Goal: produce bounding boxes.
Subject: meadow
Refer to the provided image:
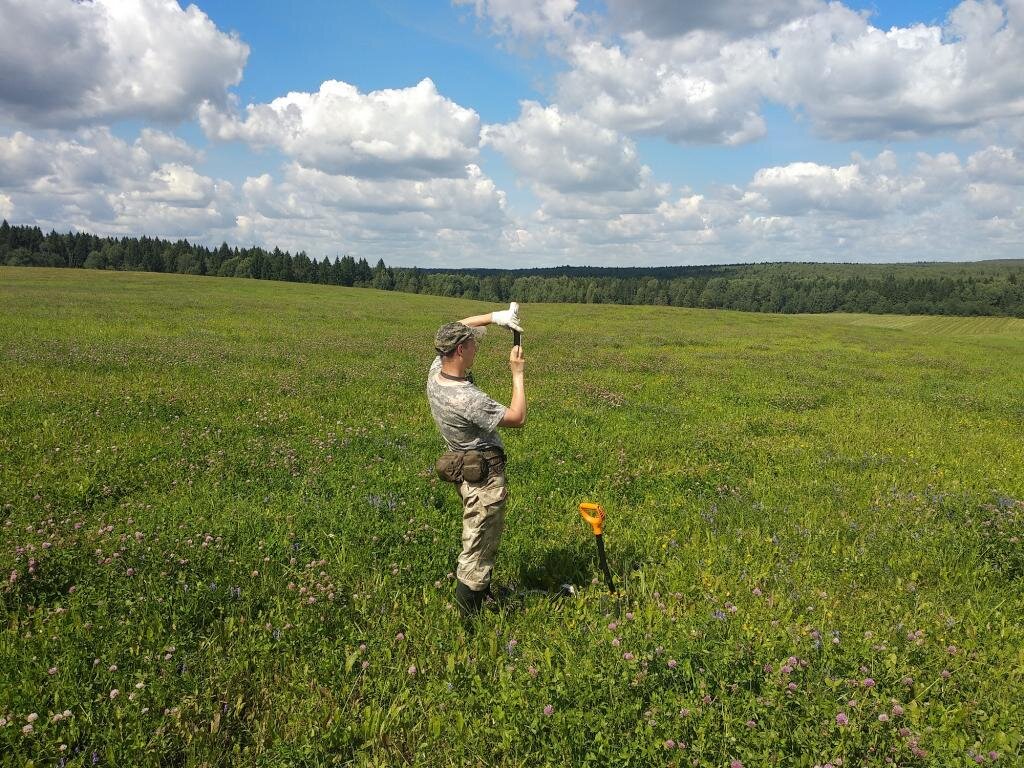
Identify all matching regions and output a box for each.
[1,267,1022,767]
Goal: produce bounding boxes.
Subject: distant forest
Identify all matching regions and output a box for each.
[3,221,1023,317]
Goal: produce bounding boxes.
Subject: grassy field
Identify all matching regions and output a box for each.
[1,267,1022,767]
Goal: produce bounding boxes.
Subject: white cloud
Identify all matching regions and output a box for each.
[734,148,1023,221]
[494,186,713,265]
[139,164,218,207]
[246,162,505,222]
[0,0,248,127]
[231,161,511,265]
[524,169,669,221]
[719,148,1024,260]
[0,131,54,185]
[461,0,776,144]
[606,0,823,38]
[0,129,235,238]
[656,195,709,230]
[266,145,1016,264]
[453,0,581,42]
[966,182,1022,217]
[468,0,1024,145]
[966,146,1024,184]
[742,160,903,218]
[201,79,481,179]
[497,204,714,266]
[0,130,148,192]
[482,102,686,223]
[5,126,1021,267]
[494,146,1024,265]
[911,151,964,188]
[482,102,647,192]
[136,129,202,164]
[555,38,767,144]
[768,2,1024,140]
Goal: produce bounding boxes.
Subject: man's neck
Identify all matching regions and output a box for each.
[440,358,469,380]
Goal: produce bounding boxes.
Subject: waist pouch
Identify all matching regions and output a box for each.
[435,449,505,483]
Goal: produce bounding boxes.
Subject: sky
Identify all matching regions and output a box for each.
[1,0,1023,268]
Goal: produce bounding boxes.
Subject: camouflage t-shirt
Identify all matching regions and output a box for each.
[426,356,506,452]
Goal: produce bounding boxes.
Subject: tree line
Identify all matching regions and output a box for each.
[3,221,1022,317]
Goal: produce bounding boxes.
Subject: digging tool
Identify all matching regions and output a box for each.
[579,502,616,593]
[505,300,522,348]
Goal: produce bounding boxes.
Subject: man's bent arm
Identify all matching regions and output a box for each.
[499,374,526,427]
[461,303,521,332]
[498,346,526,427]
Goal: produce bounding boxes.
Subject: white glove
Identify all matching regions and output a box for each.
[491,302,522,332]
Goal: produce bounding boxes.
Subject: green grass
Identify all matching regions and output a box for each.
[2,267,1022,767]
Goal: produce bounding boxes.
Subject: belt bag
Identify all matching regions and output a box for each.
[435,449,504,484]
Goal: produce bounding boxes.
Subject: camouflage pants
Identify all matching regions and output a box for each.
[456,470,507,591]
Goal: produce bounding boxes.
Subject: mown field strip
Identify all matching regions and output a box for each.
[837,313,1024,335]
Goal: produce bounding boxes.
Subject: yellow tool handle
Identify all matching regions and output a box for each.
[579,502,605,535]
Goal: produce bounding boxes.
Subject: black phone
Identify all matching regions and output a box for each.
[513,330,522,348]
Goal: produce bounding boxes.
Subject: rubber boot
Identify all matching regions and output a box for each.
[455,580,485,617]
[482,583,515,609]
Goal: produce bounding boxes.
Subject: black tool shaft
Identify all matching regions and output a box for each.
[595,534,616,593]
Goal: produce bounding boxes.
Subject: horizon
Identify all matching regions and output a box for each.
[1,1,1023,268]
[6,218,1024,272]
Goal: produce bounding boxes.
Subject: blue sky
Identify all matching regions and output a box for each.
[1,0,1022,267]
[199,1,543,116]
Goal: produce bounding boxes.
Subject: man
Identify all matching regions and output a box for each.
[426,303,526,617]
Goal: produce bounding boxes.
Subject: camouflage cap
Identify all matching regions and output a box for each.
[434,322,486,355]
